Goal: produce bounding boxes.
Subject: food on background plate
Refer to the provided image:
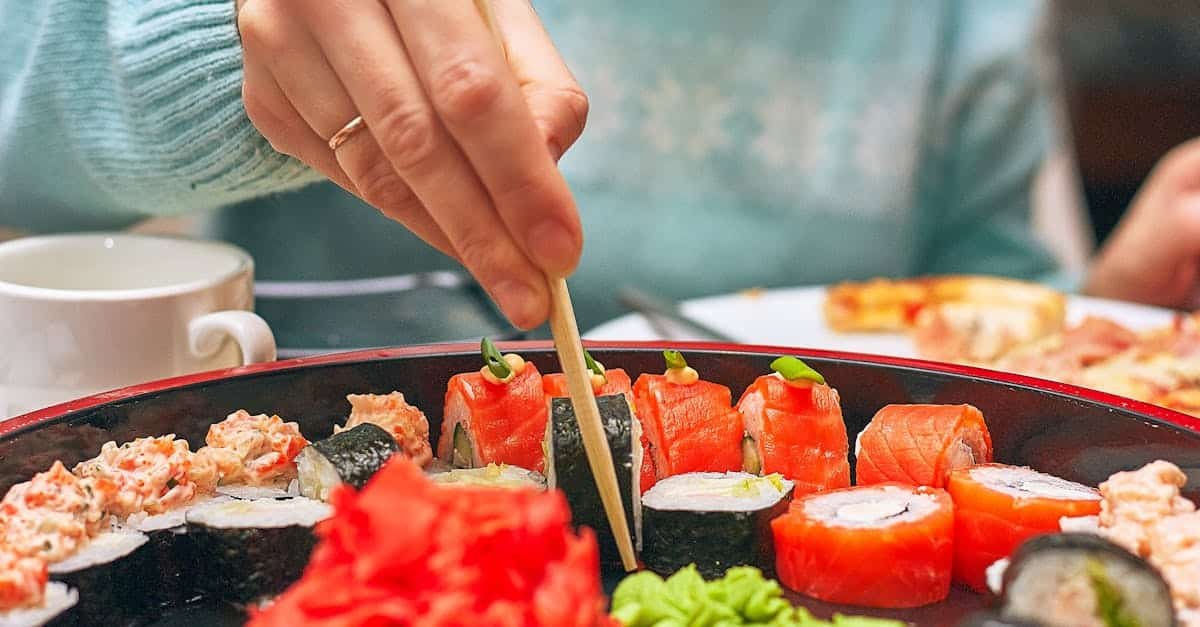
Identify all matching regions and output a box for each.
[437,339,549,472]
[998,533,1175,627]
[639,472,793,578]
[947,464,1102,592]
[296,423,399,501]
[855,403,993,488]
[339,392,433,467]
[824,275,1067,362]
[248,458,610,627]
[736,357,850,494]
[546,394,643,564]
[772,483,955,608]
[609,565,903,627]
[633,351,744,480]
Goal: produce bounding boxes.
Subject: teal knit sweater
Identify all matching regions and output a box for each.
[1,0,1062,331]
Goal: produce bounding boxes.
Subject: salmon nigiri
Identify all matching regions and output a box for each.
[633,351,743,480]
[772,483,955,608]
[736,357,850,495]
[855,404,992,488]
[438,339,548,473]
[948,463,1101,592]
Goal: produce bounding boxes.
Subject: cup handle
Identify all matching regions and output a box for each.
[188,310,277,365]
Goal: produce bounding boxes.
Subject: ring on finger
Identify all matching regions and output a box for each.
[328,115,367,151]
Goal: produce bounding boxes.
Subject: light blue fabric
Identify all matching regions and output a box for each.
[0,0,1060,331]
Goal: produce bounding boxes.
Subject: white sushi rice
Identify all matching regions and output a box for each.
[49,529,148,575]
[0,583,78,627]
[186,496,331,529]
[296,446,342,502]
[631,415,644,551]
[642,472,793,512]
[216,482,299,500]
[1059,515,1101,534]
[966,466,1100,501]
[802,484,940,528]
[123,495,231,533]
[986,558,1011,595]
[428,464,546,489]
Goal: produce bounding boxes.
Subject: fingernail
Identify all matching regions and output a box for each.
[493,279,543,330]
[527,220,579,275]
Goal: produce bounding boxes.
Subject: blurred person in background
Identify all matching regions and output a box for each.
[0,0,1192,337]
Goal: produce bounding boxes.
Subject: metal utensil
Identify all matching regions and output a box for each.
[617,286,740,342]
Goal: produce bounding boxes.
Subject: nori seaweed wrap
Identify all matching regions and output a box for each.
[47,528,150,625]
[296,423,398,501]
[545,394,640,565]
[640,472,793,579]
[185,497,332,605]
[1000,533,1175,627]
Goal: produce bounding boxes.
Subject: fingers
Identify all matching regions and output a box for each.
[494,0,589,160]
[387,0,583,277]
[311,0,551,328]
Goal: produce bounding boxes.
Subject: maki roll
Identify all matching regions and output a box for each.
[438,339,548,472]
[1000,533,1175,627]
[545,394,642,563]
[735,357,850,495]
[772,483,954,608]
[427,463,547,490]
[633,351,744,480]
[0,549,77,627]
[948,464,1101,592]
[855,404,992,488]
[186,496,332,604]
[296,423,399,501]
[640,472,793,578]
[47,528,150,625]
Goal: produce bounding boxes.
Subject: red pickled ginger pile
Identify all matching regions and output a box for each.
[250,458,611,627]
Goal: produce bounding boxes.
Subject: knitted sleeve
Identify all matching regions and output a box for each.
[0,0,324,232]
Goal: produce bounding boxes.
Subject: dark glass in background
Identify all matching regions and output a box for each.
[1049,1,1200,244]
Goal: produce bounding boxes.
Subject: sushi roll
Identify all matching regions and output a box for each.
[340,392,433,467]
[633,351,744,480]
[640,471,793,578]
[0,549,77,627]
[296,423,399,501]
[771,483,954,608]
[948,464,1101,592]
[437,339,548,472]
[427,463,547,489]
[47,528,150,624]
[1000,533,1175,627]
[198,410,309,492]
[735,356,850,495]
[855,404,992,488]
[545,394,642,563]
[186,496,332,604]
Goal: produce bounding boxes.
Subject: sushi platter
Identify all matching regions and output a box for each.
[2,341,1200,626]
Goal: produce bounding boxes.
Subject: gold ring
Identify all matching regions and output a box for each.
[328,115,366,151]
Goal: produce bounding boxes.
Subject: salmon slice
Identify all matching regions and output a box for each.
[855,404,992,488]
[948,463,1101,592]
[543,368,633,403]
[772,483,955,608]
[638,436,657,494]
[632,374,743,478]
[737,375,850,495]
[438,363,548,473]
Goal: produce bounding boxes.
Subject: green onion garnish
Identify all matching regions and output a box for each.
[663,350,688,371]
[770,356,826,385]
[481,337,512,380]
[584,350,606,381]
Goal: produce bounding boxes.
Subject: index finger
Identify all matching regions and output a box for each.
[387,0,583,278]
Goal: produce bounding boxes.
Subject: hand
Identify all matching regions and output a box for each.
[1084,137,1200,309]
[236,0,588,329]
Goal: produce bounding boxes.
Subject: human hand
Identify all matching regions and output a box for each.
[1084,137,1200,310]
[236,0,587,329]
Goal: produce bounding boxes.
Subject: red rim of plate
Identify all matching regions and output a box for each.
[5,340,1200,437]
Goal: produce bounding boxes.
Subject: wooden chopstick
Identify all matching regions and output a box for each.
[471,0,639,572]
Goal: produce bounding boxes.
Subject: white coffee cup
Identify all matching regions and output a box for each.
[0,233,276,418]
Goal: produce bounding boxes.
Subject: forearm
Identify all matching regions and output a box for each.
[0,0,322,231]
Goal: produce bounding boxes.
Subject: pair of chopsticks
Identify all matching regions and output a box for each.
[471,0,638,571]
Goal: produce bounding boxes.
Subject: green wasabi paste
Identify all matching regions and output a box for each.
[610,565,906,627]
